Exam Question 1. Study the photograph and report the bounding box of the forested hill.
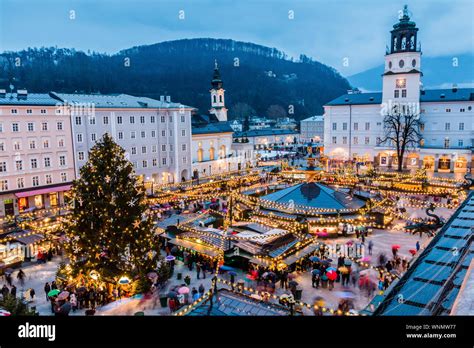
[0,38,351,120]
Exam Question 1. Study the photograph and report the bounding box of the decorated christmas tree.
[64,133,158,286]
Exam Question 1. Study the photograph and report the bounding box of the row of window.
[77,143,188,161]
[0,173,68,191]
[75,114,187,126]
[331,136,377,145]
[0,156,68,172]
[0,121,64,133]
[0,138,66,151]
[129,156,187,169]
[10,109,57,114]
[332,122,378,131]
[77,129,187,143]
[443,122,465,131]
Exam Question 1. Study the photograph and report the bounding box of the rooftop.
[325,88,474,106]
[301,115,324,122]
[233,129,299,138]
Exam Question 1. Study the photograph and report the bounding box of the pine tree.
[64,133,158,283]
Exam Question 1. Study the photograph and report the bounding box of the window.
[44,174,52,184]
[17,177,25,189]
[152,158,157,166]
[31,159,37,169]
[58,138,64,147]
[162,158,167,165]
[151,130,156,138]
[395,79,406,88]
[40,109,46,114]
[75,116,82,125]
[57,122,63,130]
[142,160,148,168]
[91,133,96,142]
[446,108,451,112]
[365,122,370,131]
[131,131,136,139]
[0,162,6,172]
[27,109,32,114]
[59,156,66,166]
[420,123,425,132]
[169,130,173,136]
[42,122,48,131]
[44,157,51,167]
[0,124,3,132]
[131,147,137,155]
[353,137,358,145]
[161,130,166,137]
[0,142,4,151]
[130,116,135,124]
[445,123,450,131]
[169,116,173,123]
[460,108,465,112]
[332,136,337,144]
[394,90,399,98]
[161,144,166,152]
[444,138,450,148]
[182,144,187,151]
[32,176,39,186]
[118,132,123,140]
[11,109,17,114]
[209,147,215,160]
[140,116,145,124]
[181,115,185,123]
[183,157,187,164]
[16,160,23,171]
[152,145,157,153]
[181,130,186,137]
[141,131,146,138]
[43,139,49,148]
[365,137,370,145]
[78,152,85,161]
[458,139,464,147]
[342,136,347,144]
[353,123,358,131]
[117,116,123,124]
[161,116,165,123]
[332,123,337,131]
[60,173,67,182]
[150,116,155,123]
[402,89,407,98]
[14,141,21,151]
[459,123,464,131]
[100,116,108,125]
[141,146,147,154]
[12,123,19,132]
[77,133,83,142]
[170,144,173,151]
[29,140,36,149]
[0,180,8,191]
[342,123,347,131]
[88,116,95,125]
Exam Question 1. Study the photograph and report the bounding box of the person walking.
[17,269,26,287]
[368,240,373,255]
[280,271,288,289]
[10,284,17,298]
[198,284,205,296]
[30,288,36,300]
[1,284,9,299]
[51,281,57,290]
[44,282,51,301]
[70,293,78,312]
[5,273,12,287]
[416,241,420,251]
[196,262,201,279]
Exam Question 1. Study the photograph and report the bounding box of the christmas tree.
[64,133,158,285]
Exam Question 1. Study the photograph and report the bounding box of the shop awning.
[15,184,71,198]
[168,238,220,257]
[280,243,321,266]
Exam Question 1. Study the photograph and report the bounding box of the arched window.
[197,148,203,162]
[401,36,407,50]
[213,95,217,103]
[209,147,215,161]
[409,35,415,49]
[220,145,226,159]
[219,95,223,103]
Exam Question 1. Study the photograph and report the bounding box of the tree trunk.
[397,156,403,172]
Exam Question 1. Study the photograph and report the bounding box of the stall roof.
[281,243,321,266]
[168,238,220,257]
[10,232,45,245]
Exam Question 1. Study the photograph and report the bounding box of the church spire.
[389,5,419,54]
[211,60,223,89]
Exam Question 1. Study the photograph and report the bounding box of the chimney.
[160,95,165,102]
[166,96,171,103]
[0,89,6,98]
[17,89,28,99]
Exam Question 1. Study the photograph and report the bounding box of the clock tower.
[209,60,228,122]
[382,5,422,108]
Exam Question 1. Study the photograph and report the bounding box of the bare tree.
[381,102,422,172]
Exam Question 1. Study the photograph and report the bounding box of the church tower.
[209,60,228,122]
[382,5,422,108]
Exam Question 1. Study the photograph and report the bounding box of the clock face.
[412,59,416,67]
[399,59,405,68]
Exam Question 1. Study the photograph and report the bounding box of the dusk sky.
[0,0,473,75]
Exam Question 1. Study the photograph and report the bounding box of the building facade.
[0,91,75,216]
[323,6,473,173]
[300,115,324,143]
[52,93,194,185]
